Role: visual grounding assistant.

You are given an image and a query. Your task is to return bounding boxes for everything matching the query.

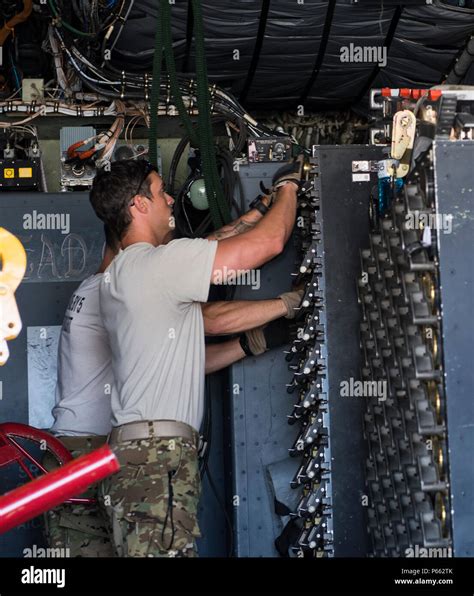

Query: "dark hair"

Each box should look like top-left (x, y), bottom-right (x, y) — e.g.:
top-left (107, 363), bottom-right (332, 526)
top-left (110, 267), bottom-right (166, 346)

top-left (103, 224), bottom-right (118, 250)
top-left (90, 160), bottom-right (153, 241)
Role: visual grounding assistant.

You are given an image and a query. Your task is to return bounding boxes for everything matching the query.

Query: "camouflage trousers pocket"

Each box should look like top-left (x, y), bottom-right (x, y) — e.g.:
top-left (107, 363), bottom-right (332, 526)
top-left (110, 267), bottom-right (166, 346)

top-left (169, 504), bottom-right (201, 540)
top-left (58, 511), bottom-right (110, 539)
top-left (44, 506), bottom-right (114, 557)
top-left (120, 505), bottom-right (201, 558)
top-left (104, 439), bottom-right (202, 557)
top-left (116, 474), bottom-right (201, 558)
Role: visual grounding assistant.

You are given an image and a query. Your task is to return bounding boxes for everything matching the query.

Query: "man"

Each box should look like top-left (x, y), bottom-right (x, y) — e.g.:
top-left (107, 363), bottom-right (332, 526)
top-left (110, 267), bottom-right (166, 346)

top-left (45, 222), bottom-right (299, 557)
top-left (89, 158), bottom-right (302, 557)
top-left (43, 225), bottom-right (118, 557)
top-left (45, 205), bottom-right (300, 558)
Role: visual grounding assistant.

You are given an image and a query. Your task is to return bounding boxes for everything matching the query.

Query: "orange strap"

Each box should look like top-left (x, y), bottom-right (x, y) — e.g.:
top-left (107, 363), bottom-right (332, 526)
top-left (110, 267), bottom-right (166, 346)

top-left (0, 1), bottom-right (33, 46)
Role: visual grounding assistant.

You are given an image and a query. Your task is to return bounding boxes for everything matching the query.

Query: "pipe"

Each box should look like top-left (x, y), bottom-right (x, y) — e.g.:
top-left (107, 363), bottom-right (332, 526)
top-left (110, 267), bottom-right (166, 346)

top-left (445, 35), bottom-right (474, 84)
top-left (0, 445), bottom-right (119, 534)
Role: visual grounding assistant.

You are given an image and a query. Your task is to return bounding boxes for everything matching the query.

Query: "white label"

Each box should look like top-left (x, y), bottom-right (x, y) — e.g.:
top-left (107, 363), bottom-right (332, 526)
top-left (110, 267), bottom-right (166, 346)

top-left (352, 173), bottom-right (370, 182)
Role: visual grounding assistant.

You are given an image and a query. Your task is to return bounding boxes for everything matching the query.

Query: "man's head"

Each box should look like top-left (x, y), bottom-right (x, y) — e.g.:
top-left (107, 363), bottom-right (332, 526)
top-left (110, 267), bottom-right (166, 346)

top-left (90, 160), bottom-right (175, 247)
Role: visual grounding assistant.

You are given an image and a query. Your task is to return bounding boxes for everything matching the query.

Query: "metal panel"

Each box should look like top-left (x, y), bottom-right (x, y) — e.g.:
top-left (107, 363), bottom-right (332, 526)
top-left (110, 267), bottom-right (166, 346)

top-left (315, 145), bottom-right (384, 556)
top-left (230, 149), bottom-right (385, 557)
top-left (229, 163), bottom-right (301, 557)
top-left (433, 140), bottom-right (474, 557)
top-left (285, 145), bottom-right (385, 557)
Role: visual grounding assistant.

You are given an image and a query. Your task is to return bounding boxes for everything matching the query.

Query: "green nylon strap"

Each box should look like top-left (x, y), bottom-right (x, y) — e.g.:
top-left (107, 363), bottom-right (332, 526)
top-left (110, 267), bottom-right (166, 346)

top-left (150, 0), bottom-right (231, 228)
top-left (161, 0), bottom-right (199, 148)
top-left (191, 0), bottom-right (231, 226)
top-left (148, 6), bottom-right (164, 168)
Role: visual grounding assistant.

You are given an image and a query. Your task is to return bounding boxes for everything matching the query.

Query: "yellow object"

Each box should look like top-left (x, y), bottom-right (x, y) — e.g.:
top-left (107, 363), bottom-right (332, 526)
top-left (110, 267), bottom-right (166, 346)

top-left (4, 168), bottom-right (15, 179)
top-left (0, 228), bottom-right (27, 365)
top-left (19, 168), bottom-right (32, 178)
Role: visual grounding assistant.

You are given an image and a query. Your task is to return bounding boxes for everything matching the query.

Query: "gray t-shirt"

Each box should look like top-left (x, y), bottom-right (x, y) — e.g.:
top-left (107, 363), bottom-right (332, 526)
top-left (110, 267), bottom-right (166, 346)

top-left (52, 274), bottom-right (113, 436)
top-left (100, 238), bottom-right (218, 432)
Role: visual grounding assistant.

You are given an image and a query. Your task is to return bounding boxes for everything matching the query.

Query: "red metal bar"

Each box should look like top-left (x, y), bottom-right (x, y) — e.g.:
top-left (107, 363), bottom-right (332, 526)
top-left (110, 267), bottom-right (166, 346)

top-left (0, 443), bottom-right (23, 467)
top-left (0, 423), bottom-right (102, 505)
top-left (0, 445), bottom-right (119, 534)
top-left (6, 435), bottom-right (48, 478)
top-left (4, 436), bottom-right (90, 503)
top-left (0, 423), bottom-right (73, 465)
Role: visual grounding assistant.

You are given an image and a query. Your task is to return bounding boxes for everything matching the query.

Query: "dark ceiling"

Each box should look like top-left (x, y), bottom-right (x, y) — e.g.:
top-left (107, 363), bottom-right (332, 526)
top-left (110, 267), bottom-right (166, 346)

top-left (111, 0), bottom-right (474, 113)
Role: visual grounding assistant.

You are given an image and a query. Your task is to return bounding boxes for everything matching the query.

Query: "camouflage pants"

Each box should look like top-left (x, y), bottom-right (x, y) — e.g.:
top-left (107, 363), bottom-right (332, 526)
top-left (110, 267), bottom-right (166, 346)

top-left (100, 436), bottom-right (201, 558)
top-left (43, 436), bottom-right (114, 557)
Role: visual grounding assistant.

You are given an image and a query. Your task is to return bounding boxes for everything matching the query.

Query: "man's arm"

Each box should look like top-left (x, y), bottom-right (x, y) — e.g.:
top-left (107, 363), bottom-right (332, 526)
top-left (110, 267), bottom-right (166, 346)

top-left (205, 313), bottom-right (294, 373)
top-left (205, 338), bottom-right (245, 374)
top-left (211, 182), bottom-right (298, 283)
top-left (206, 196), bottom-right (271, 241)
top-left (201, 298), bottom-right (287, 336)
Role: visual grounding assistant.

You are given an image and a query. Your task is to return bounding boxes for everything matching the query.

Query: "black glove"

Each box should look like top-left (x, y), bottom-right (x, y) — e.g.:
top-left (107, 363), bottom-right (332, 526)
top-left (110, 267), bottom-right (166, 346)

top-left (271, 154), bottom-right (305, 192)
top-left (240, 318), bottom-right (293, 356)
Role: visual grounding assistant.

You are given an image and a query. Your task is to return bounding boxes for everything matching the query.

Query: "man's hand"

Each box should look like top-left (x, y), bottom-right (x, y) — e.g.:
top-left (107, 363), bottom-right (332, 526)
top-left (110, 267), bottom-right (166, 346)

top-left (204, 309), bottom-right (294, 374)
top-left (241, 318), bottom-right (293, 356)
top-left (278, 289), bottom-right (304, 319)
top-left (271, 154), bottom-right (306, 197)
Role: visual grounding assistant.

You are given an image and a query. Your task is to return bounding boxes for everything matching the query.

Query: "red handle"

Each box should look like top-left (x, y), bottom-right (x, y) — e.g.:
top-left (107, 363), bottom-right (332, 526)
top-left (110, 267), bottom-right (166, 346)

top-left (0, 445), bottom-right (119, 534)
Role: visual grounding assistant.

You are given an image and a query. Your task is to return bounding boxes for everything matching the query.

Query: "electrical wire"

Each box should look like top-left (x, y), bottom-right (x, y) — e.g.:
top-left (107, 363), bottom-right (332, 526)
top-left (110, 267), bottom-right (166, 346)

top-left (39, 158), bottom-right (48, 191)
top-left (100, 0), bottom-right (134, 66)
top-left (0, 106), bottom-right (47, 128)
top-left (124, 114), bottom-right (142, 146)
top-left (97, 110), bottom-right (125, 161)
top-left (0, 99), bottom-right (121, 124)
top-left (3, 85), bottom-right (22, 100)
top-left (47, 0), bottom-right (96, 38)
top-left (48, 24), bottom-right (278, 138)
top-left (47, 26), bottom-right (70, 94)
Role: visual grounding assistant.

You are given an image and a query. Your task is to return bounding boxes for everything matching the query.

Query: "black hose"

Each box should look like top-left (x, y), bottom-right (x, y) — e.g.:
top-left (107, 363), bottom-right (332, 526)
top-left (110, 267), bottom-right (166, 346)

top-left (445, 35), bottom-right (474, 84)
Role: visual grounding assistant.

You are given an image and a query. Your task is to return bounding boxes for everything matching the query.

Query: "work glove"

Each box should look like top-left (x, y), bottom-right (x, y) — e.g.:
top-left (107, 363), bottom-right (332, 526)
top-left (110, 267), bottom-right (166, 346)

top-left (240, 317), bottom-right (293, 356)
top-left (278, 288), bottom-right (304, 319)
top-left (271, 154), bottom-right (306, 193)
